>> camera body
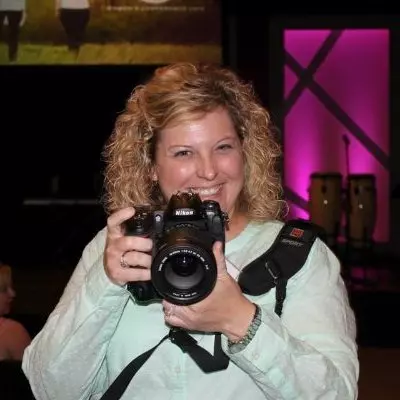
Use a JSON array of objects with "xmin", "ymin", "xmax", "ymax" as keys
[{"xmin": 123, "ymin": 192, "xmax": 227, "ymax": 305}]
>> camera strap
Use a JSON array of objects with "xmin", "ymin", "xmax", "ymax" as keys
[
  {"xmin": 99, "ymin": 328, "xmax": 229, "ymax": 400},
  {"xmin": 238, "ymin": 219, "xmax": 322, "ymax": 316},
  {"xmin": 99, "ymin": 219, "xmax": 322, "ymax": 400}
]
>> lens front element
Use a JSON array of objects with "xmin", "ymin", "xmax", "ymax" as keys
[{"xmin": 151, "ymin": 244, "xmax": 217, "ymax": 305}]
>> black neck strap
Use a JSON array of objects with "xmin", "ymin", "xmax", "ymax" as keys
[{"xmin": 99, "ymin": 328, "xmax": 229, "ymax": 400}]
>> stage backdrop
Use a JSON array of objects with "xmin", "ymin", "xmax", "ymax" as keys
[
  {"xmin": 0, "ymin": 0, "xmax": 221, "ymax": 65},
  {"xmin": 283, "ymin": 29, "xmax": 389, "ymax": 243}
]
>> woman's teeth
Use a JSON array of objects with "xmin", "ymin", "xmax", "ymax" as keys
[{"xmin": 190, "ymin": 185, "xmax": 221, "ymax": 196}]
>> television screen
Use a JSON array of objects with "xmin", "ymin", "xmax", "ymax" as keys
[{"xmin": 0, "ymin": 0, "xmax": 221, "ymax": 65}]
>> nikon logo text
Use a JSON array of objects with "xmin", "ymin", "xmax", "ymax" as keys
[{"xmin": 174, "ymin": 209, "xmax": 194, "ymax": 216}]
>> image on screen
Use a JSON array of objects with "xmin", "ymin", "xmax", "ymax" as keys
[{"xmin": 0, "ymin": 0, "xmax": 221, "ymax": 65}]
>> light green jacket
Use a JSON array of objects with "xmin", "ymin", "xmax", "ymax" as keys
[{"xmin": 23, "ymin": 220, "xmax": 359, "ymax": 399}]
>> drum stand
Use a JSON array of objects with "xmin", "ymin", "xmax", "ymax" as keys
[
  {"xmin": 341, "ymin": 135, "xmax": 377, "ymax": 287},
  {"xmin": 343, "ymin": 197, "xmax": 377, "ymax": 289}
]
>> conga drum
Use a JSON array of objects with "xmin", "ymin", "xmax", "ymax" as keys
[
  {"xmin": 346, "ymin": 174, "xmax": 377, "ymax": 248},
  {"xmin": 309, "ymin": 172, "xmax": 343, "ymax": 247}
]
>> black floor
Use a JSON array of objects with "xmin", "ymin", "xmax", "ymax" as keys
[{"xmin": 340, "ymin": 245, "xmax": 400, "ymax": 348}]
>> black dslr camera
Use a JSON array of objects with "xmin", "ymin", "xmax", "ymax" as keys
[{"xmin": 122, "ymin": 192, "xmax": 228, "ymax": 305}]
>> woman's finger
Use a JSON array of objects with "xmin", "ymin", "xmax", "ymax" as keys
[
  {"xmin": 212, "ymin": 241, "xmax": 227, "ymax": 274},
  {"xmin": 107, "ymin": 207, "xmax": 135, "ymax": 237}
]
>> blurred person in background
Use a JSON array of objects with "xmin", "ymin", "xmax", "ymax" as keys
[
  {"xmin": 56, "ymin": 0, "xmax": 90, "ymax": 56},
  {"xmin": 0, "ymin": 0, "xmax": 26, "ymax": 62},
  {"xmin": 0, "ymin": 263, "xmax": 31, "ymax": 360}
]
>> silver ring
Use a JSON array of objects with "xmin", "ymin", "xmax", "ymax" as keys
[{"xmin": 120, "ymin": 253, "xmax": 130, "ymax": 269}]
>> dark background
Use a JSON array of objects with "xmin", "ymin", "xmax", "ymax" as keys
[{"xmin": 1, "ymin": 3, "xmax": 399, "ymax": 269}]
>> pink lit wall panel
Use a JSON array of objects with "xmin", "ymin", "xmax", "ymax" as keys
[{"xmin": 283, "ymin": 29, "xmax": 389, "ymax": 242}]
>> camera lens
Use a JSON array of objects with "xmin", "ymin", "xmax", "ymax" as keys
[
  {"xmin": 173, "ymin": 255, "xmax": 197, "ymax": 276},
  {"xmin": 164, "ymin": 254, "xmax": 204, "ymax": 289},
  {"xmin": 152, "ymin": 242, "xmax": 217, "ymax": 304},
  {"xmin": 150, "ymin": 219, "xmax": 220, "ymax": 305}
]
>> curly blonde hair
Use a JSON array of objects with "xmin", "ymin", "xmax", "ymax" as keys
[{"xmin": 103, "ymin": 63, "xmax": 286, "ymax": 221}]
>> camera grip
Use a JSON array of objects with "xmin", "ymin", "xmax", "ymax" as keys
[
  {"xmin": 122, "ymin": 207, "xmax": 153, "ymax": 237},
  {"xmin": 122, "ymin": 207, "xmax": 161, "ymax": 302}
]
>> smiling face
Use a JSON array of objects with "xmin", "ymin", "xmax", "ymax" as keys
[{"xmin": 153, "ymin": 108, "xmax": 245, "ymax": 222}]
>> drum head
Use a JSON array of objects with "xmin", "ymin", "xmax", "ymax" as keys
[
  {"xmin": 348, "ymin": 174, "xmax": 376, "ymax": 182},
  {"xmin": 311, "ymin": 172, "xmax": 342, "ymax": 179}
]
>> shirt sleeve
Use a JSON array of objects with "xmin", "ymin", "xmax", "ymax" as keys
[
  {"xmin": 22, "ymin": 228, "xmax": 130, "ymax": 400},
  {"xmin": 222, "ymin": 239, "xmax": 359, "ymax": 399}
]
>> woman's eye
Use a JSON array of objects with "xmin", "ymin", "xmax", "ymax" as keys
[
  {"xmin": 217, "ymin": 144, "xmax": 233, "ymax": 151},
  {"xmin": 174, "ymin": 150, "xmax": 191, "ymax": 157}
]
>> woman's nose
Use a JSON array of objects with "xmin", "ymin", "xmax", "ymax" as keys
[
  {"xmin": 8, "ymin": 287, "xmax": 16, "ymax": 298},
  {"xmin": 197, "ymin": 155, "xmax": 217, "ymax": 180}
]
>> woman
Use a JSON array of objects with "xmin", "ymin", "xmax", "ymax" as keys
[
  {"xmin": 22, "ymin": 63, "xmax": 359, "ymax": 399},
  {"xmin": 0, "ymin": 263, "xmax": 31, "ymax": 360}
]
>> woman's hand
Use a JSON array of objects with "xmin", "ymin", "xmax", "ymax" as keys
[
  {"xmin": 162, "ymin": 242, "xmax": 255, "ymax": 341},
  {"xmin": 104, "ymin": 207, "xmax": 153, "ymax": 286}
]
